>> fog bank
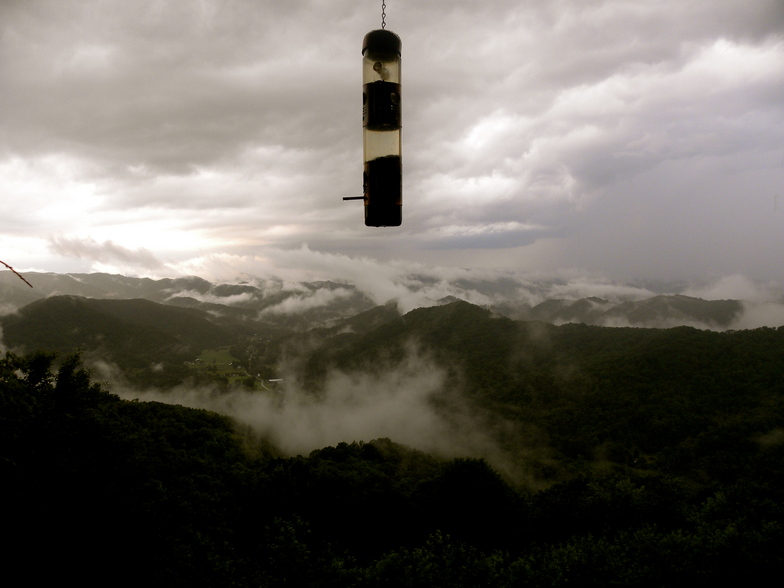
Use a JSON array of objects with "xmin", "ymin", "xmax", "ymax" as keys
[{"xmin": 100, "ymin": 349, "xmax": 541, "ymax": 484}]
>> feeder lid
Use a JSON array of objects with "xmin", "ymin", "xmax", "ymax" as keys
[{"xmin": 363, "ymin": 29, "xmax": 401, "ymax": 56}]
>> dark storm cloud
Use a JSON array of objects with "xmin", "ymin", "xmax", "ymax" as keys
[
  {"xmin": 0, "ymin": 0, "xmax": 356, "ymax": 172},
  {"xmin": 1, "ymin": 0, "xmax": 783, "ymax": 283}
]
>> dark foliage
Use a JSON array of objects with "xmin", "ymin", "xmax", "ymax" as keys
[
  {"xmin": 3, "ymin": 297, "xmax": 784, "ymax": 585},
  {"xmin": 0, "ymin": 295, "xmax": 258, "ymax": 387}
]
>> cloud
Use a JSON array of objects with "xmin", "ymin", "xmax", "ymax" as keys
[
  {"xmin": 23, "ymin": 239, "xmax": 784, "ymax": 330},
  {"xmin": 544, "ymin": 277, "xmax": 655, "ymax": 303},
  {"xmin": 103, "ymin": 346, "xmax": 539, "ymax": 484},
  {"xmin": 257, "ymin": 245, "xmax": 537, "ymax": 312},
  {"xmin": 732, "ymin": 302, "xmax": 784, "ymax": 330},
  {"xmin": 159, "ymin": 247, "xmax": 784, "ymax": 323},
  {"xmin": 48, "ymin": 236, "xmax": 164, "ymax": 270},
  {"xmin": 259, "ymin": 287, "xmax": 355, "ymax": 316},
  {"xmin": 167, "ymin": 289, "xmax": 256, "ymax": 307},
  {"xmin": 2, "ymin": 0, "xmax": 784, "ymax": 281},
  {"xmin": 683, "ymin": 274, "xmax": 776, "ymax": 302}
]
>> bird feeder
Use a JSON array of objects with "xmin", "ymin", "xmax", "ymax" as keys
[{"xmin": 362, "ymin": 29, "xmax": 402, "ymax": 226}]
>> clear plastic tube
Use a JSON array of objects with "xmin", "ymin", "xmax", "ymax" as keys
[{"xmin": 362, "ymin": 29, "xmax": 401, "ymax": 227}]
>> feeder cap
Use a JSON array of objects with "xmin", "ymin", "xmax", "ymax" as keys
[{"xmin": 363, "ymin": 29, "xmax": 401, "ymax": 56}]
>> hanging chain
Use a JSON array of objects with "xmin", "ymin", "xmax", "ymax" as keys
[{"xmin": 381, "ymin": 0, "xmax": 387, "ymax": 29}]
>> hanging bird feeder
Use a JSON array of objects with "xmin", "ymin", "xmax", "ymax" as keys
[{"xmin": 345, "ymin": 3, "xmax": 402, "ymax": 227}]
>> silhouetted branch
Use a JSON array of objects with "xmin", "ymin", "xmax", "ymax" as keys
[{"xmin": 1, "ymin": 260, "xmax": 33, "ymax": 288}]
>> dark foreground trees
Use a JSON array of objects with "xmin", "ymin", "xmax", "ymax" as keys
[{"xmin": 2, "ymin": 351, "xmax": 783, "ymax": 586}]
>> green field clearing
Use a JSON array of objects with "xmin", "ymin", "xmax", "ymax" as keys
[
  {"xmin": 196, "ymin": 347, "xmax": 236, "ymax": 364},
  {"xmin": 188, "ymin": 347, "xmax": 256, "ymax": 387}
]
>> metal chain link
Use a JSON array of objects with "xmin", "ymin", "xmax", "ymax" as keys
[{"xmin": 381, "ymin": 0, "xmax": 387, "ymax": 29}]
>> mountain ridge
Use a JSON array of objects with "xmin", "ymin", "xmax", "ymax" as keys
[{"xmin": 2, "ymin": 270, "xmax": 773, "ymax": 331}]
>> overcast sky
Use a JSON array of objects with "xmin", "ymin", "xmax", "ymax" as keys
[{"xmin": 2, "ymin": 0, "xmax": 783, "ymax": 287}]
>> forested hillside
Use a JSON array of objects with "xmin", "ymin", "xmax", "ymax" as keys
[
  {"xmin": 291, "ymin": 301, "xmax": 784, "ymax": 482},
  {"xmin": 0, "ymin": 294, "xmax": 281, "ymax": 388},
  {"xmin": 3, "ymin": 296, "xmax": 784, "ymax": 585}
]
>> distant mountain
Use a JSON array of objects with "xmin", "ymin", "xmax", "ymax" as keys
[
  {"xmin": 500, "ymin": 294, "xmax": 744, "ymax": 328},
  {"xmin": 0, "ymin": 270, "xmax": 212, "ymax": 304},
  {"xmin": 0, "ymin": 271, "xmax": 409, "ymax": 384},
  {"xmin": 0, "ymin": 295, "xmax": 258, "ymax": 386},
  {"xmin": 0, "ymin": 271, "xmax": 376, "ymax": 330},
  {"xmin": 1, "ymin": 270, "xmax": 776, "ymax": 331},
  {"xmin": 309, "ymin": 301, "xmax": 402, "ymax": 338}
]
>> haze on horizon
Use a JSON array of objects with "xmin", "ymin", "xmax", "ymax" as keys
[{"xmin": 1, "ymin": 0, "xmax": 783, "ymax": 286}]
